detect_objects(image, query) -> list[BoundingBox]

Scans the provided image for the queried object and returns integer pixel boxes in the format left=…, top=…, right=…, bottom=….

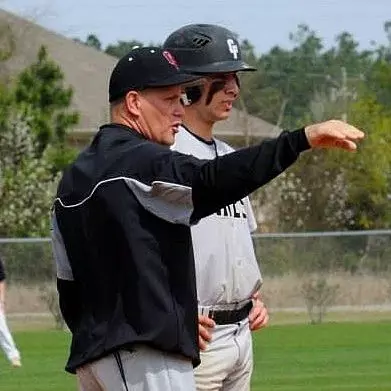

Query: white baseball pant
left=195, top=318, right=253, bottom=391
left=77, top=345, right=196, bottom=391
left=0, top=309, right=20, bottom=363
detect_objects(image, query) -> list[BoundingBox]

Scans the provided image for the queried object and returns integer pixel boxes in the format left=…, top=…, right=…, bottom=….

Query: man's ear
left=124, top=91, right=141, bottom=116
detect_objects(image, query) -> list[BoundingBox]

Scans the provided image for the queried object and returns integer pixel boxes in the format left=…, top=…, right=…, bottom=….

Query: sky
left=1, top=0, right=390, bottom=55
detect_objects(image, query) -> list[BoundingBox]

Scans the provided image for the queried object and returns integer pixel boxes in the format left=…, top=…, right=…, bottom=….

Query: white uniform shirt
left=172, top=126, right=263, bottom=306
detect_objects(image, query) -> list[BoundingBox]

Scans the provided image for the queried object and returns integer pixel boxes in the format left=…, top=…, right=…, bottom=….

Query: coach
left=51, top=46, right=364, bottom=391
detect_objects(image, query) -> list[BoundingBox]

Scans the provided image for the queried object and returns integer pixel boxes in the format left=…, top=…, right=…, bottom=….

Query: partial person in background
left=0, top=256, right=22, bottom=367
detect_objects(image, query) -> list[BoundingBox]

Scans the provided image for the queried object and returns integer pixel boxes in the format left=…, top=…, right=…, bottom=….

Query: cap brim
left=147, top=73, right=204, bottom=88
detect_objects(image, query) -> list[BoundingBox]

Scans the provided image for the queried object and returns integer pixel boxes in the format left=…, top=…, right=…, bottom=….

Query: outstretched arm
left=114, top=119, right=364, bottom=226
left=191, top=120, right=364, bottom=222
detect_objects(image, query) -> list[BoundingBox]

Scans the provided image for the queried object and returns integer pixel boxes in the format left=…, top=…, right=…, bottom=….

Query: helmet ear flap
left=183, top=85, right=203, bottom=105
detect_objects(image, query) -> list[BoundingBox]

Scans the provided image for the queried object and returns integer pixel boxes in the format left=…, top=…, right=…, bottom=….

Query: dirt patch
left=4, top=273, right=391, bottom=313
left=261, top=272, right=391, bottom=308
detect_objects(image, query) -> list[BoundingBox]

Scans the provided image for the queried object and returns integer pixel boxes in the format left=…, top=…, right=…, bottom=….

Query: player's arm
left=189, top=128, right=308, bottom=221
left=123, top=120, right=364, bottom=226
left=190, top=121, right=363, bottom=222
left=116, top=130, right=306, bottom=226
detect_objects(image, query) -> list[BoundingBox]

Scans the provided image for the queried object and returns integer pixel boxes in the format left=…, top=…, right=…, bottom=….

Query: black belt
left=209, top=301, right=253, bottom=325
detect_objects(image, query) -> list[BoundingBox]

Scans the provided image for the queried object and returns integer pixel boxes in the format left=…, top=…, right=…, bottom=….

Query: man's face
left=193, top=73, right=240, bottom=122
left=137, top=86, right=185, bottom=145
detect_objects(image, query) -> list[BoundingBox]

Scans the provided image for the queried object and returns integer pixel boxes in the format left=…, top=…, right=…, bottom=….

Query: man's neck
left=183, top=110, right=214, bottom=142
left=111, top=113, right=139, bottom=132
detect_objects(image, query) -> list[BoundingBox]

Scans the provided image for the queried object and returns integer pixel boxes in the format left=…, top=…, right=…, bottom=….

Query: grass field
left=252, top=321, right=391, bottom=391
left=1, top=321, right=390, bottom=390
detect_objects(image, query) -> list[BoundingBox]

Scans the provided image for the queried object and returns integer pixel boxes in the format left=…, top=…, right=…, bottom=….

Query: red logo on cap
left=162, top=50, right=179, bottom=70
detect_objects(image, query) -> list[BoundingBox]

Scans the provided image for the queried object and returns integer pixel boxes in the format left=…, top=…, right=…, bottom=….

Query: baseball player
left=163, top=24, right=292, bottom=390
left=0, top=256, right=21, bottom=367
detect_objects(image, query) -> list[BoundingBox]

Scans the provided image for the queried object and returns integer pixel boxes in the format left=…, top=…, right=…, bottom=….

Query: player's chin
left=214, top=111, right=231, bottom=122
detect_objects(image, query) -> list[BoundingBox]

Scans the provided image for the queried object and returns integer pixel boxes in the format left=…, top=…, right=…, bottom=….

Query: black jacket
left=52, top=123, right=309, bottom=373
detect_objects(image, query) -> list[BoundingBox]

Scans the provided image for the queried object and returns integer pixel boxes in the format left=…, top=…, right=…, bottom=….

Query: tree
left=254, top=24, right=327, bottom=128
left=239, top=23, right=391, bottom=232
left=0, top=112, right=59, bottom=237
left=367, top=60, right=391, bottom=114
left=0, top=22, right=15, bottom=66
left=84, top=34, right=102, bottom=51
left=0, top=42, right=80, bottom=237
left=375, top=20, right=391, bottom=62
left=12, top=46, right=79, bottom=158
left=74, top=34, right=102, bottom=51
left=238, top=42, right=287, bottom=125
left=0, top=22, right=16, bottom=120
left=105, top=39, right=145, bottom=58
left=252, top=149, right=353, bottom=232
left=345, top=94, right=391, bottom=229
left=74, top=34, right=148, bottom=58
left=255, top=72, right=391, bottom=232
left=239, top=24, right=376, bottom=129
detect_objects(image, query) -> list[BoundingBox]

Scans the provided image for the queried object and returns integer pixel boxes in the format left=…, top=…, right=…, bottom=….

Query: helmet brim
left=181, top=60, right=257, bottom=74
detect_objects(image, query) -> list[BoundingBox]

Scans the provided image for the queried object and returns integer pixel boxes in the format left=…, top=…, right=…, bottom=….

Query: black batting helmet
left=163, top=24, right=256, bottom=74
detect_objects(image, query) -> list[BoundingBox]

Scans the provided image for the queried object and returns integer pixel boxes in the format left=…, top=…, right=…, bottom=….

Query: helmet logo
left=162, top=50, right=179, bottom=70
left=227, top=39, right=239, bottom=60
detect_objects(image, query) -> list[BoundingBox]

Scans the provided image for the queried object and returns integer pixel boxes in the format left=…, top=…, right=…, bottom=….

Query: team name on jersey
left=216, top=199, right=247, bottom=219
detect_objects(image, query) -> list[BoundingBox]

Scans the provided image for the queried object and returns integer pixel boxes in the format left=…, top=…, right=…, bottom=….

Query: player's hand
left=198, top=315, right=215, bottom=351
left=305, top=120, right=365, bottom=152
left=249, top=291, right=269, bottom=331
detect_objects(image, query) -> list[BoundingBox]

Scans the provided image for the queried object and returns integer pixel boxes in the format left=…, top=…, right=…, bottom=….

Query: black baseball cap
left=109, top=46, right=202, bottom=102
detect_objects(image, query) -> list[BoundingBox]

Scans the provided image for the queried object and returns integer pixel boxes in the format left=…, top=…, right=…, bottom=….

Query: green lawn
left=0, top=330, right=75, bottom=391
left=1, top=322, right=390, bottom=390
left=252, top=322, right=391, bottom=390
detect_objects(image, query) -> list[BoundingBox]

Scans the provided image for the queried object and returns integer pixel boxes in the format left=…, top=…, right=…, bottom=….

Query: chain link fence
left=1, top=231, right=390, bottom=327
left=253, top=230, right=391, bottom=323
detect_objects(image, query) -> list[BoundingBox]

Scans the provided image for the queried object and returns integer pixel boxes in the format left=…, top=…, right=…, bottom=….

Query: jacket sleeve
left=51, top=212, right=82, bottom=332
left=126, top=128, right=309, bottom=226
